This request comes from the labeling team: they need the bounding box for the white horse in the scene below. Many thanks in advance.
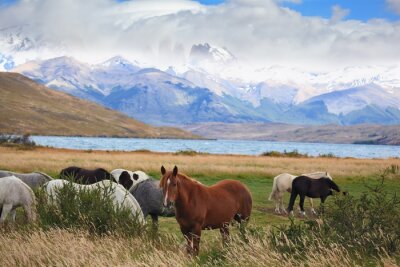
[0,176,37,223]
[269,172,333,215]
[0,170,53,189]
[111,169,150,190]
[45,179,145,225]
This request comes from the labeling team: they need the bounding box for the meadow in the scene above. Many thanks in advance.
[0,145,399,266]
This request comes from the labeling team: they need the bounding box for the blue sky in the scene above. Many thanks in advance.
[104,0,400,21]
[282,0,400,21]
[1,0,399,21]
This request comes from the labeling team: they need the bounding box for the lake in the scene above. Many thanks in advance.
[30,136,400,159]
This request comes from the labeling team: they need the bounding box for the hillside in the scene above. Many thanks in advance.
[0,72,199,139]
[183,123,400,145]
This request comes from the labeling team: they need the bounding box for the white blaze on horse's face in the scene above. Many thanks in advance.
[164,178,170,207]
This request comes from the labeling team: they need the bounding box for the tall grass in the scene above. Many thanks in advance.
[271,175,400,264]
[1,175,397,266]
[35,180,145,236]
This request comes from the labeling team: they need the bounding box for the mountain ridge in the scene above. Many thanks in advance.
[11,55,400,126]
[0,72,200,139]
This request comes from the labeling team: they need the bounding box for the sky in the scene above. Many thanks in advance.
[0,0,400,71]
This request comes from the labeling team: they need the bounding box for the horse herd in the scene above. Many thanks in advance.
[0,167,344,255]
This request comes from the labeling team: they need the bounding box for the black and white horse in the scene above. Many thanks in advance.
[287,175,342,216]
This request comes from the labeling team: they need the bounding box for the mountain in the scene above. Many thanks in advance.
[0,72,199,139]
[11,55,400,126]
[183,122,400,145]
[189,43,236,65]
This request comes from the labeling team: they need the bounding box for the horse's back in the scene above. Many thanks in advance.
[210,180,252,218]
[275,173,296,190]
[60,166,81,178]
[0,170,13,178]
[302,172,332,180]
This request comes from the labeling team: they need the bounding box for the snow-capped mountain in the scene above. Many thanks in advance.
[0,25,66,67]
[3,24,399,126]
[189,43,236,65]
[12,55,400,125]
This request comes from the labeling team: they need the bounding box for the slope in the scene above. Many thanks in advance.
[0,72,199,139]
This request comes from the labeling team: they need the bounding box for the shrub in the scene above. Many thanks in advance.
[270,174,400,260]
[0,134,36,148]
[319,152,336,158]
[35,180,145,236]
[175,149,207,156]
[261,149,308,158]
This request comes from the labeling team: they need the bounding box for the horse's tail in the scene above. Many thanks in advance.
[268,176,279,201]
[34,171,54,181]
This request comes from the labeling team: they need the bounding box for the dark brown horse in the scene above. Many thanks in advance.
[60,166,116,184]
[160,166,252,255]
[287,175,342,216]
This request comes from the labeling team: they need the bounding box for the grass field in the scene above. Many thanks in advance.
[0,145,399,266]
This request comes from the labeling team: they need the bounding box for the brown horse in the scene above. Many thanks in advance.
[160,166,252,255]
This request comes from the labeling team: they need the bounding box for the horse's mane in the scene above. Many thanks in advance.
[177,173,203,185]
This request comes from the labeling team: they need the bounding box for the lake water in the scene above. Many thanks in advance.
[30,136,400,159]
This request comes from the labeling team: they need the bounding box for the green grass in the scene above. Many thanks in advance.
[152,171,400,243]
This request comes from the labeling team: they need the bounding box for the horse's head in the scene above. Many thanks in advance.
[327,179,341,193]
[119,171,133,190]
[160,165,179,207]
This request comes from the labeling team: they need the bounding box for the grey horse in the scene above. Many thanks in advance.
[0,170,53,190]
[129,178,175,229]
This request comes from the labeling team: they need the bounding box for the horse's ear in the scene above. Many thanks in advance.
[173,166,178,176]
[161,166,166,175]
[133,173,139,181]
[326,171,328,176]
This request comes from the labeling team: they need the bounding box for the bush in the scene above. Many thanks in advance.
[36,180,145,236]
[0,134,36,147]
[270,173,400,260]
[319,152,336,158]
[261,149,308,158]
[175,149,208,156]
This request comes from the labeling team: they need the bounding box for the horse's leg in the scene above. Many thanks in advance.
[320,196,328,214]
[191,225,202,256]
[220,224,230,246]
[181,226,201,256]
[279,193,287,214]
[10,208,17,222]
[0,203,13,223]
[309,198,317,215]
[274,195,280,214]
[150,214,159,231]
[299,194,306,216]
[287,191,298,216]
[23,204,36,223]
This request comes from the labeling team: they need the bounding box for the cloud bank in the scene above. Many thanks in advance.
[1,0,400,71]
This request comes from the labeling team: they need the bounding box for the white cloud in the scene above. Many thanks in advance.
[0,0,400,72]
[387,0,400,14]
[331,5,350,23]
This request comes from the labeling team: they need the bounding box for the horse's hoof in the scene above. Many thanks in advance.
[311,209,318,216]
[300,211,306,217]
[289,211,294,217]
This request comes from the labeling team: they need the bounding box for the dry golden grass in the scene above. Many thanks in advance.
[0,146,399,266]
[0,146,398,178]
[0,228,369,267]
